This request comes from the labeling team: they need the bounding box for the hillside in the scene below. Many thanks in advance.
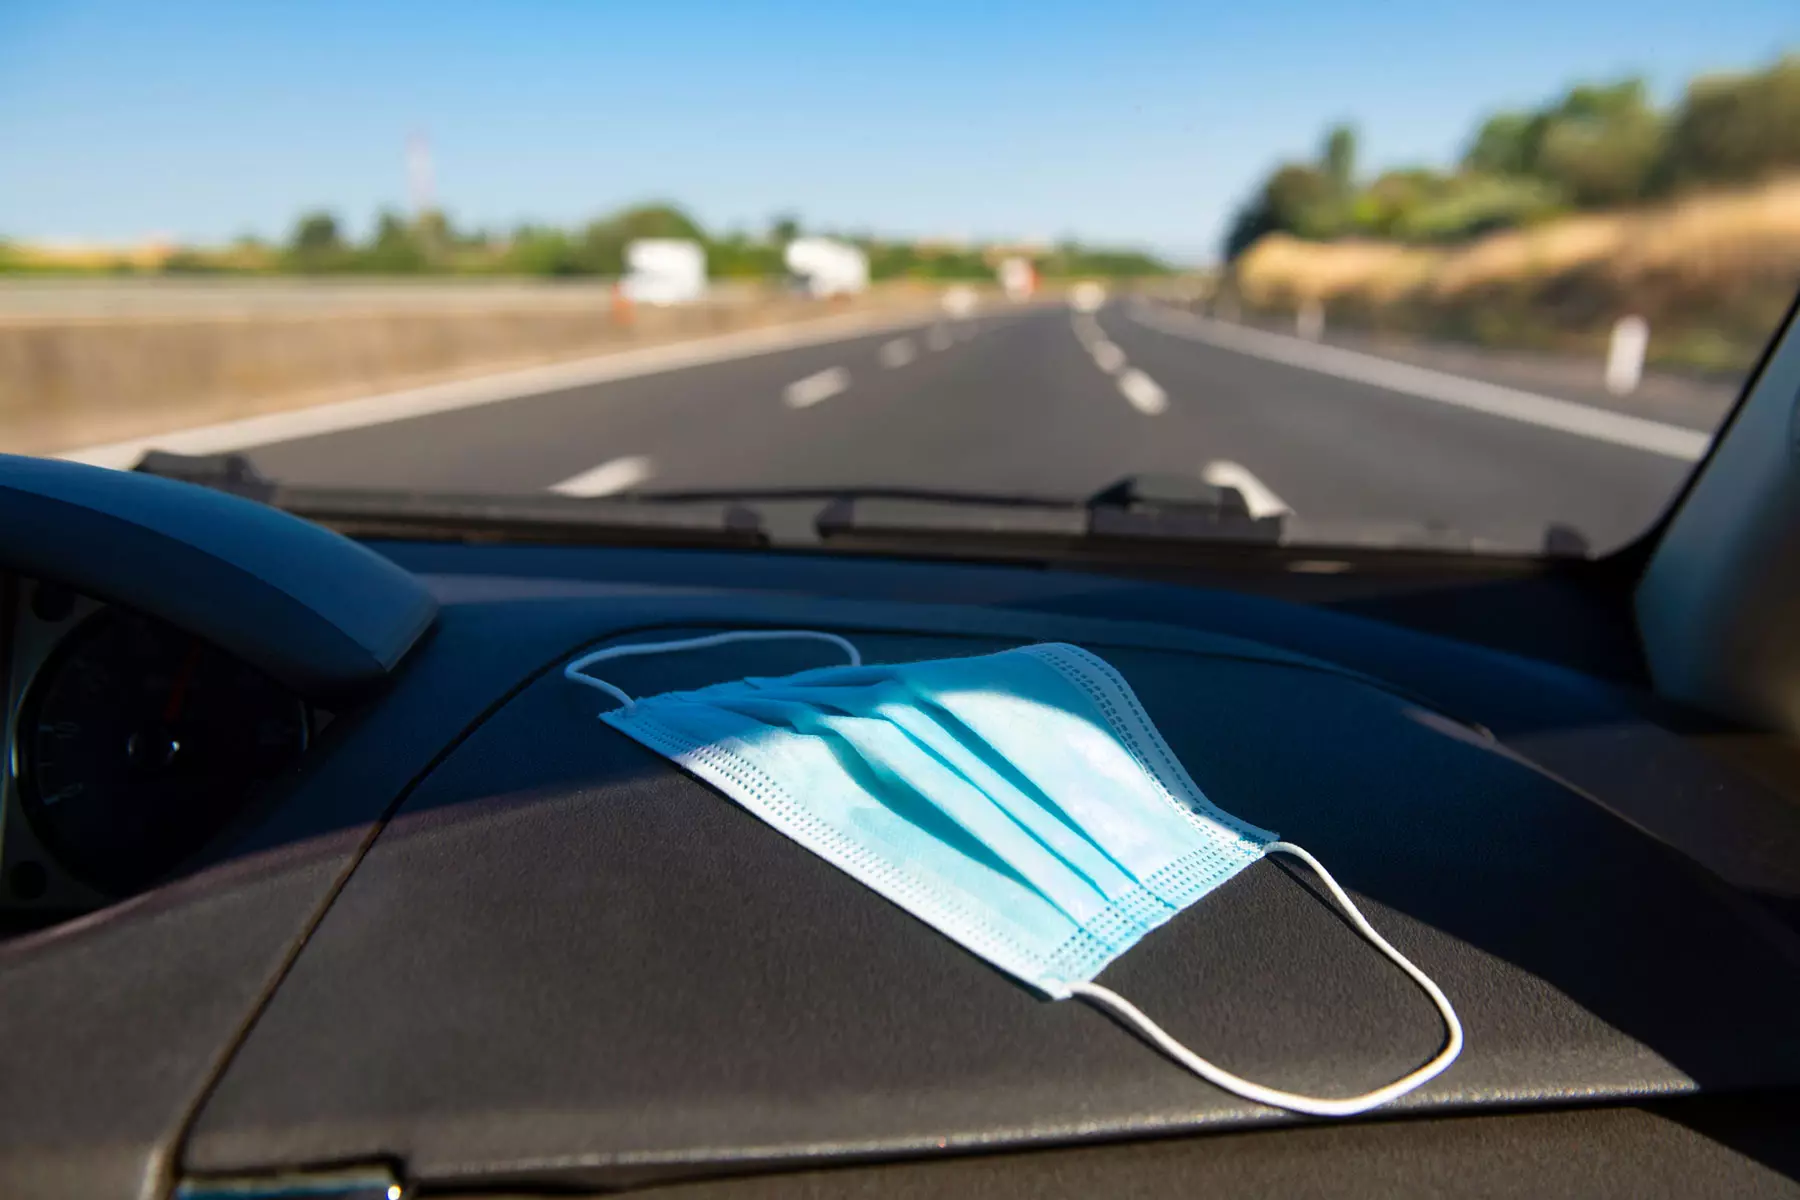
[1230,174,1800,371]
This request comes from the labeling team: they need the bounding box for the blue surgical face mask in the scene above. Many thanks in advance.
[566,631,1461,1117]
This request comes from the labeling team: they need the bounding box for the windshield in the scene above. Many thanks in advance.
[4,4,1797,556]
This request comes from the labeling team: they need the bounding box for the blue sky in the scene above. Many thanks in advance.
[1,0,1793,261]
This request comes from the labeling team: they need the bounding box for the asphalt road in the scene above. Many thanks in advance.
[242,300,1713,554]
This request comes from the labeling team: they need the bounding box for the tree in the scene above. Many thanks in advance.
[1459,81,1665,206]
[1324,124,1358,192]
[362,210,427,272]
[291,212,341,253]
[1656,56,1800,188]
[554,203,709,276]
[287,211,345,271]
[504,226,582,276]
[768,213,801,244]
[1463,112,1542,176]
[413,209,453,257]
[1222,163,1344,259]
[573,220,625,275]
[1352,168,1446,236]
[1534,80,1662,206]
[1392,175,1563,241]
[608,202,704,241]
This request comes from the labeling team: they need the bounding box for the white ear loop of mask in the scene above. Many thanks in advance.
[1069,840,1463,1117]
[564,629,863,709]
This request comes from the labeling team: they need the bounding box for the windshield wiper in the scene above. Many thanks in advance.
[808,474,1285,548]
[134,453,1571,561]
[131,452,766,548]
[623,484,1082,509]
[633,479,1581,559]
[135,455,1280,552]
[634,475,1284,546]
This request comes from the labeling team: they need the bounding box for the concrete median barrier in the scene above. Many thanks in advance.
[0,281,946,456]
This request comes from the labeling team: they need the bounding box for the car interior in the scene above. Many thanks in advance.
[3,298,1800,1200]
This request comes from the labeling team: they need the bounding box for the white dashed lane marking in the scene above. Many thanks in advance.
[1090,340,1126,374]
[1073,311,1168,413]
[878,338,917,368]
[783,366,851,408]
[549,454,654,497]
[1117,369,1168,415]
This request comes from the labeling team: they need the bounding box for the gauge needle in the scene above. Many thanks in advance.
[163,642,203,723]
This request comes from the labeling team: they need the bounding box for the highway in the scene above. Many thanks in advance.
[233,299,1715,554]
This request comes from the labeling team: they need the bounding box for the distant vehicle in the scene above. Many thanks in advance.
[998,256,1038,300]
[622,239,707,306]
[784,238,870,298]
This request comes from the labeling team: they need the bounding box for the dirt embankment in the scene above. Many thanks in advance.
[1231,175,1800,371]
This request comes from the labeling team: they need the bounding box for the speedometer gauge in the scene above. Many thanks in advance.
[17,610,309,895]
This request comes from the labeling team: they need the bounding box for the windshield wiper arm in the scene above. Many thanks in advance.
[131,451,766,548]
[273,486,765,547]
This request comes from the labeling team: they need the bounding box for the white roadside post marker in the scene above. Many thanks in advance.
[1606,315,1649,396]
[1297,299,1324,341]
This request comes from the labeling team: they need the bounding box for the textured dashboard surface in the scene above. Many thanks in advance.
[10,546,1800,1199]
[615,1097,1800,1199]
[186,610,1800,1189]
[0,599,620,1200]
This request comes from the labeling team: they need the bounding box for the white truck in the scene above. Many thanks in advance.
[784,238,870,299]
[621,239,707,306]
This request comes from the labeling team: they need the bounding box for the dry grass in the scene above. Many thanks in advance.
[1234,175,1800,368]
[1240,175,1800,303]
[3,239,180,271]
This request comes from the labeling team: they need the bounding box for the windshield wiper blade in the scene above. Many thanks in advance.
[131,451,766,548]
[131,454,1283,554]
[635,475,1283,540]
[627,484,1083,509]
[274,486,765,547]
[815,474,1284,547]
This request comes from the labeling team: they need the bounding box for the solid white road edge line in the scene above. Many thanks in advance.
[1201,459,1292,518]
[1128,304,1710,462]
[549,454,655,497]
[55,307,943,468]
[1118,368,1168,415]
[783,366,851,408]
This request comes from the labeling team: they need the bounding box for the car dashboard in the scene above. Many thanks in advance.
[2,588,321,913]
[4,467,1800,1199]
